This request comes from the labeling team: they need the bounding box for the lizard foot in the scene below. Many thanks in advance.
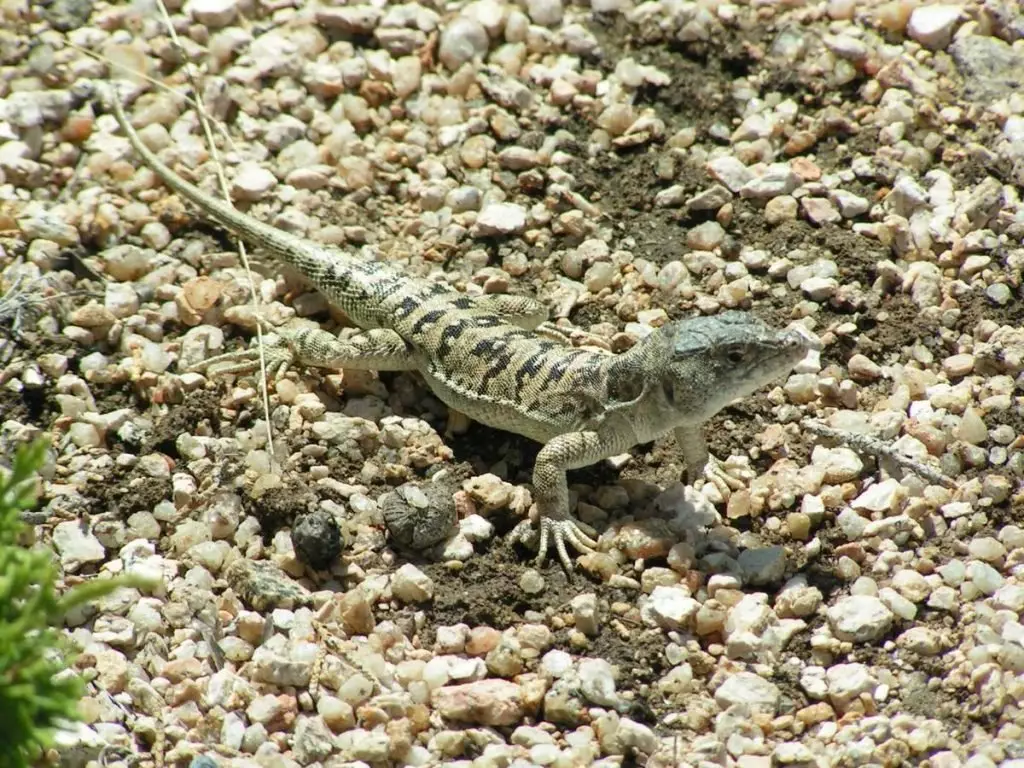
[510,512,598,573]
[189,321,302,379]
[535,321,574,345]
[687,454,754,500]
[190,341,296,379]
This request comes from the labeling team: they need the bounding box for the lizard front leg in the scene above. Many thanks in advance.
[191,322,416,377]
[468,294,549,329]
[512,428,630,571]
[674,426,751,499]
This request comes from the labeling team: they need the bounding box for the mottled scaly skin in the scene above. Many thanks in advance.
[108,93,815,572]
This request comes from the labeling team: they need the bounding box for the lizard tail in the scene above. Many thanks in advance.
[105,87,320,267]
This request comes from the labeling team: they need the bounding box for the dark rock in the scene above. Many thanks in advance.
[291,509,342,570]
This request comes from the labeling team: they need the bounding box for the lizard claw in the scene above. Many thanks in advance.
[687,454,753,500]
[511,513,598,573]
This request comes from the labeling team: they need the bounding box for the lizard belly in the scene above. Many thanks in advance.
[420,372,569,444]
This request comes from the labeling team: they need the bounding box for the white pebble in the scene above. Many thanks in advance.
[186,0,238,27]
[827,595,894,643]
[645,585,699,631]
[715,672,781,713]
[439,16,489,71]
[391,564,434,603]
[906,4,962,49]
[68,422,102,448]
[232,163,277,201]
[526,0,563,26]
[52,521,106,570]
[474,203,527,236]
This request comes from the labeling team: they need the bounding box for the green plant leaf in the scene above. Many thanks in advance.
[0,439,150,765]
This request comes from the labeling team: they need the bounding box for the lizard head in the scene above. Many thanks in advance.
[658,311,816,423]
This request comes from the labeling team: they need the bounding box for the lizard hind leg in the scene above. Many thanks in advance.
[190,321,416,378]
[466,293,549,329]
[283,324,416,371]
[463,294,573,344]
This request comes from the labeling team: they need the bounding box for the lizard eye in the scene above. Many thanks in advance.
[725,346,746,364]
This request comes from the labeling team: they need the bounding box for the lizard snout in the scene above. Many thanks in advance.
[782,324,822,353]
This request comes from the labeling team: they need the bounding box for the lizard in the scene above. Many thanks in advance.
[105,91,817,573]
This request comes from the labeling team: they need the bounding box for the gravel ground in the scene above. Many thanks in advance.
[2,0,1024,766]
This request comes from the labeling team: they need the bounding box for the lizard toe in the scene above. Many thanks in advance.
[688,455,754,500]
[540,517,598,572]
[553,535,574,573]
[560,520,598,551]
[510,516,598,572]
[190,345,296,378]
[708,455,754,491]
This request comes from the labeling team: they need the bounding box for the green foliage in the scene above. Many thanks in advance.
[0,441,148,767]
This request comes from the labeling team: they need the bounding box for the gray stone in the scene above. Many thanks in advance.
[950,34,1024,102]
[292,716,335,765]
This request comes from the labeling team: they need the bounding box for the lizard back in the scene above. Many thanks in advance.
[392,295,611,443]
